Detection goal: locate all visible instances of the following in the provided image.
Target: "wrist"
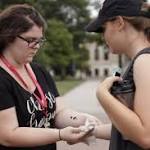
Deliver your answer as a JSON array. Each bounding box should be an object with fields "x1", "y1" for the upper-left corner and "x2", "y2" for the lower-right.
[
  {"x1": 97, "y1": 89, "x2": 110, "y2": 101},
  {"x1": 58, "y1": 129, "x2": 63, "y2": 141}
]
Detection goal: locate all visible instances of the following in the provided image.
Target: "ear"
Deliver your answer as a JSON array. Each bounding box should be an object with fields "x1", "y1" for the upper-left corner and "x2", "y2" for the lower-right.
[{"x1": 114, "y1": 16, "x2": 125, "y2": 32}]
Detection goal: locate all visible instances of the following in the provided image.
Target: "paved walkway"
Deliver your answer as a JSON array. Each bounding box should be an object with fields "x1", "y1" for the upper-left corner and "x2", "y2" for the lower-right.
[{"x1": 57, "y1": 80, "x2": 110, "y2": 150}]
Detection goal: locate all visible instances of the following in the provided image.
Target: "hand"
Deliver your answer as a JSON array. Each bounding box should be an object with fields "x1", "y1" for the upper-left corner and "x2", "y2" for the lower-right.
[
  {"x1": 67, "y1": 133, "x2": 93, "y2": 145},
  {"x1": 91, "y1": 124, "x2": 101, "y2": 137},
  {"x1": 96, "y1": 76, "x2": 122, "y2": 100},
  {"x1": 75, "y1": 114, "x2": 102, "y2": 145},
  {"x1": 59, "y1": 126, "x2": 92, "y2": 144},
  {"x1": 82, "y1": 113, "x2": 102, "y2": 126},
  {"x1": 91, "y1": 124, "x2": 112, "y2": 140},
  {"x1": 67, "y1": 135, "x2": 94, "y2": 146}
]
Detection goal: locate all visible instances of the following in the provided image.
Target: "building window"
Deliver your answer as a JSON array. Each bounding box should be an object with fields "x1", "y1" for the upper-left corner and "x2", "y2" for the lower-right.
[
  {"x1": 94, "y1": 48, "x2": 99, "y2": 61},
  {"x1": 95, "y1": 68, "x2": 99, "y2": 77},
  {"x1": 104, "y1": 68, "x2": 109, "y2": 77},
  {"x1": 104, "y1": 51, "x2": 109, "y2": 60}
]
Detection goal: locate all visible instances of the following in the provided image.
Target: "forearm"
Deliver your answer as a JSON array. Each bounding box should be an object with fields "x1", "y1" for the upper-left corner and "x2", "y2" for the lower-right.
[
  {"x1": 94, "y1": 124, "x2": 111, "y2": 140},
  {"x1": 98, "y1": 91, "x2": 146, "y2": 144},
  {"x1": 2, "y1": 127, "x2": 60, "y2": 147}
]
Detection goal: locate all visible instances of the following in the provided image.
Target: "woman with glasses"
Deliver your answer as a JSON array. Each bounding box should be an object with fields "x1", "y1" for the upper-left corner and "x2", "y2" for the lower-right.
[
  {"x1": 86, "y1": 0, "x2": 150, "y2": 150},
  {"x1": 0, "y1": 4, "x2": 100, "y2": 150}
]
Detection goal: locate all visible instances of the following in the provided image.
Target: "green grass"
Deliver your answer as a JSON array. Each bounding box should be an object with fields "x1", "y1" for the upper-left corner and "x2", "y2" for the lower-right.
[{"x1": 56, "y1": 80, "x2": 83, "y2": 95}]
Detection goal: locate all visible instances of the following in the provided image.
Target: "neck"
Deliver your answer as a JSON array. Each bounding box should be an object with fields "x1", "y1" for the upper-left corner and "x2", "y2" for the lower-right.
[
  {"x1": 1, "y1": 51, "x2": 25, "y2": 69},
  {"x1": 124, "y1": 32, "x2": 150, "y2": 59}
]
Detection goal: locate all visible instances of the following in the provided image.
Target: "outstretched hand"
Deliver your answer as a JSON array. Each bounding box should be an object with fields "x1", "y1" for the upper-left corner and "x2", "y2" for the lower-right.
[{"x1": 59, "y1": 126, "x2": 93, "y2": 144}]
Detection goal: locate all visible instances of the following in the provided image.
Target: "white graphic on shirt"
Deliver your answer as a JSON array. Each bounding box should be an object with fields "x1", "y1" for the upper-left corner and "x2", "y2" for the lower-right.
[{"x1": 26, "y1": 91, "x2": 56, "y2": 128}]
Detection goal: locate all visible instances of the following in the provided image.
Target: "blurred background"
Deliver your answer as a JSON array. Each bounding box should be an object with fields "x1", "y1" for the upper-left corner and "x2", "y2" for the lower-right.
[{"x1": 0, "y1": 1, "x2": 130, "y2": 149}]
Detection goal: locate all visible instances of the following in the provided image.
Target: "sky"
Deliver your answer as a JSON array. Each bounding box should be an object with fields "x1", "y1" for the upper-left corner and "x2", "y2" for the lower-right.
[
  {"x1": 88, "y1": 0, "x2": 150, "y2": 18},
  {"x1": 87, "y1": 0, "x2": 99, "y2": 18},
  {"x1": 88, "y1": 6, "x2": 98, "y2": 18}
]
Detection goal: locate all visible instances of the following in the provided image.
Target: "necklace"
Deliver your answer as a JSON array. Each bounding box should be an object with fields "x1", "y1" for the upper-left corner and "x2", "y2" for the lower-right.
[{"x1": 0, "y1": 55, "x2": 48, "y2": 116}]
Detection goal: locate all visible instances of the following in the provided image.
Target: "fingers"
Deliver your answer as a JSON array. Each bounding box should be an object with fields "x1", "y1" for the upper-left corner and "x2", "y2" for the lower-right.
[
  {"x1": 67, "y1": 141, "x2": 75, "y2": 145},
  {"x1": 75, "y1": 130, "x2": 90, "y2": 139},
  {"x1": 66, "y1": 131, "x2": 90, "y2": 145},
  {"x1": 101, "y1": 76, "x2": 123, "y2": 90},
  {"x1": 61, "y1": 124, "x2": 96, "y2": 144},
  {"x1": 88, "y1": 117, "x2": 101, "y2": 125},
  {"x1": 113, "y1": 76, "x2": 122, "y2": 81},
  {"x1": 71, "y1": 126, "x2": 92, "y2": 139},
  {"x1": 76, "y1": 130, "x2": 96, "y2": 146},
  {"x1": 106, "y1": 76, "x2": 122, "y2": 83},
  {"x1": 72, "y1": 127, "x2": 82, "y2": 133},
  {"x1": 82, "y1": 129, "x2": 93, "y2": 138},
  {"x1": 62, "y1": 126, "x2": 97, "y2": 145}
]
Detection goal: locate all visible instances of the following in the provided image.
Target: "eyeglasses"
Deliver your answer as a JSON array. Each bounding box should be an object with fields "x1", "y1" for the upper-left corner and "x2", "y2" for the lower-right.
[{"x1": 17, "y1": 35, "x2": 46, "y2": 48}]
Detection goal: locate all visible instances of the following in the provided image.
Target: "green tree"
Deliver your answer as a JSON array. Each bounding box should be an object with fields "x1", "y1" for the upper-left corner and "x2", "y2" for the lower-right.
[
  {"x1": 76, "y1": 46, "x2": 89, "y2": 71},
  {"x1": 34, "y1": 0, "x2": 91, "y2": 71},
  {"x1": 36, "y1": 19, "x2": 75, "y2": 79}
]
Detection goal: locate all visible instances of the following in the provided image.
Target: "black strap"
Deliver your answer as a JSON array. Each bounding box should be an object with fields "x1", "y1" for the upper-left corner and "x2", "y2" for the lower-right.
[
  {"x1": 133, "y1": 47, "x2": 150, "y2": 62},
  {"x1": 122, "y1": 47, "x2": 150, "y2": 79}
]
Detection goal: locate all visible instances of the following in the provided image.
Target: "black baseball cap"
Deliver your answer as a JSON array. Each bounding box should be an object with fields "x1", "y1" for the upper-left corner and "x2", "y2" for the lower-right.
[{"x1": 85, "y1": 0, "x2": 150, "y2": 33}]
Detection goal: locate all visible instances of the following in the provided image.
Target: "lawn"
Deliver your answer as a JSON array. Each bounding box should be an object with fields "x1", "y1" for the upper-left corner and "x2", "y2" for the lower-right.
[{"x1": 56, "y1": 80, "x2": 83, "y2": 95}]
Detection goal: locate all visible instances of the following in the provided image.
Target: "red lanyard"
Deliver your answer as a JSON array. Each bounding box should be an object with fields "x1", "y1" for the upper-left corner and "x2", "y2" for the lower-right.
[{"x1": 0, "y1": 55, "x2": 47, "y2": 115}]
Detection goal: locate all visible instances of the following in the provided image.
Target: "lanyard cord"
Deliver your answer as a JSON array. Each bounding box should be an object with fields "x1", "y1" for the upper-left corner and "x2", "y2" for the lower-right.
[{"x1": 0, "y1": 55, "x2": 47, "y2": 115}]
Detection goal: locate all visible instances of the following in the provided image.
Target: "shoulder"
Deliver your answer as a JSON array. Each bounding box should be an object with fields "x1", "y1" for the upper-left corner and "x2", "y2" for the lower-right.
[
  {"x1": 0, "y1": 68, "x2": 12, "y2": 87},
  {"x1": 30, "y1": 62, "x2": 54, "y2": 81},
  {"x1": 133, "y1": 54, "x2": 150, "y2": 84},
  {"x1": 30, "y1": 62, "x2": 46, "y2": 71},
  {"x1": 30, "y1": 62, "x2": 49, "y2": 75},
  {"x1": 133, "y1": 53, "x2": 150, "y2": 70},
  {"x1": 0, "y1": 77, "x2": 13, "y2": 94}
]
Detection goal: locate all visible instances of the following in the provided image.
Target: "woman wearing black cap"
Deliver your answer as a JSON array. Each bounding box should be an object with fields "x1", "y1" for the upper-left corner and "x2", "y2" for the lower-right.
[{"x1": 86, "y1": 0, "x2": 150, "y2": 149}]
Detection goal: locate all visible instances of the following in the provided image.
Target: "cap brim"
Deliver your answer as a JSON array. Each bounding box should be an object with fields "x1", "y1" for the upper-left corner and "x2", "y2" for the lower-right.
[{"x1": 85, "y1": 17, "x2": 106, "y2": 33}]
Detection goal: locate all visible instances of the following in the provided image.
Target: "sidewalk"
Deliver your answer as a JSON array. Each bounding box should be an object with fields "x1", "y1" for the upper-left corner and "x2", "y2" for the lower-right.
[{"x1": 57, "y1": 80, "x2": 110, "y2": 150}]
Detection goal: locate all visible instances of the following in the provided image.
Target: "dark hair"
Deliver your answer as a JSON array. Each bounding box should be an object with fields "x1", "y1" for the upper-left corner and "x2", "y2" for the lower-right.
[
  {"x1": 0, "y1": 4, "x2": 46, "y2": 52},
  {"x1": 122, "y1": 16, "x2": 150, "y2": 41}
]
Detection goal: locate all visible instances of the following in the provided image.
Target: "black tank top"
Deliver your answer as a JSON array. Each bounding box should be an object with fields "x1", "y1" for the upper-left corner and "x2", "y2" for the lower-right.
[{"x1": 109, "y1": 48, "x2": 150, "y2": 150}]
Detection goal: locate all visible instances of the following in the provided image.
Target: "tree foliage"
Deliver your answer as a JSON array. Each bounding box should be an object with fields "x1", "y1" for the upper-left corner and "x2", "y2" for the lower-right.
[{"x1": 43, "y1": 19, "x2": 75, "y2": 77}]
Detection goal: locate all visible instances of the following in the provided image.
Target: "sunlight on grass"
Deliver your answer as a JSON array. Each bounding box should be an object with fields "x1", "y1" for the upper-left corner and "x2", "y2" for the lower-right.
[{"x1": 56, "y1": 80, "x2": 83, "y2": 95}]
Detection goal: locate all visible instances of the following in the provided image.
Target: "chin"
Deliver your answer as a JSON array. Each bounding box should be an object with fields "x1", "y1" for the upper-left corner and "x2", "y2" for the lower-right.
[
  {"x1": 112, "y1": 51, "x2": 119, "y2": 54},
  {"x1": 110, "y1": 48, "x2": 121, "y2": 54},
  {"x1": 25, "y1": 58, "x2": 33, "y2": 64}
]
